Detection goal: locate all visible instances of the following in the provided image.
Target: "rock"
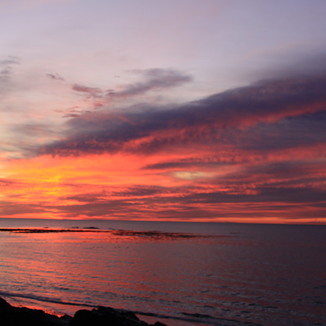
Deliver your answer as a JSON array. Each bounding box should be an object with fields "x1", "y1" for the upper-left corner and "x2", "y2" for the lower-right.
[
  {"x1": 70, "y1": 306, "x2": 166, "y2": 326},
  {"x1": 0, "y1": 297, "x2": 166, "y2": 326},
  {"x1": 0, "y1": 297, "x2": 69, "y2": 326},
  {"x1": 0, "y1": 298, "x2": 11, "y2": 309}
]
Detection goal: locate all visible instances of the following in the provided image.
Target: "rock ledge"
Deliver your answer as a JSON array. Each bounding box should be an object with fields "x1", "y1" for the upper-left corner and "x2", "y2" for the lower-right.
[{"x1": 0, "y1": 297, "x2": 166, "y2": 326}]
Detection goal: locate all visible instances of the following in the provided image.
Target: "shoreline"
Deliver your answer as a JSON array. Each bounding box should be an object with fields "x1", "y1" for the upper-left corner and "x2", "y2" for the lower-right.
[{"x1": 0, "y1": 297, "x2": 166, "y2": 326}]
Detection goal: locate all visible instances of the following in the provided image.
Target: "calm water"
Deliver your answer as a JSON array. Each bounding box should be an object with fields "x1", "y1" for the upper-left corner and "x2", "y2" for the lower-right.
[{"x1": 0, "y1": 219, "x2": 325, "y2": 326}]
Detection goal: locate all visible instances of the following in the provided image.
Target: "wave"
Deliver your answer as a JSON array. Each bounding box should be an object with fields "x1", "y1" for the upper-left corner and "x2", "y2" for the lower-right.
[{"x1": 0, "y1": 290, "x2": 95, "y2": 308}]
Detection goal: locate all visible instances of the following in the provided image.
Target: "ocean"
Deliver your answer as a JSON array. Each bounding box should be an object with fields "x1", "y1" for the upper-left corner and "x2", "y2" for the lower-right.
[{"x1": 0, "y1": 219, "x2": 325, "y2": 326}]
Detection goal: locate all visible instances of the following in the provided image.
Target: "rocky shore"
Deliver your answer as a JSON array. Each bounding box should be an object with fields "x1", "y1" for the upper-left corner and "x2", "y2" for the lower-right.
[{"x1": 0, "y1": 297, "x2": 166, "y2": 326}]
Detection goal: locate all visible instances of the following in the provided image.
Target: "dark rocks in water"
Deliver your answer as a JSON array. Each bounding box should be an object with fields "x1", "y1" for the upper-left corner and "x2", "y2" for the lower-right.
[{"x1": 0, "y1": 298, "x2": 166, "y2": 326}]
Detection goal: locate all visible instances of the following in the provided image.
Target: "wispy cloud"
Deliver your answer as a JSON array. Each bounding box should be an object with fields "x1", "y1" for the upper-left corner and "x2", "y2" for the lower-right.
[
  {"x1": 106, "y1": 68, "x2": 192, "y2": 99},
  {"x1": 46, "y1": 73, "x2": 65, "y2": 81},
  {"x1": 0, "y1": 56, "x2": 20, "y2": 80},
  {"x1": 72, "y1": 84, "x2": 103, "y2": 98},
  {"x1": 45, "y1": 68, "x2": 193, "y2": 116},
  {"x1": 0, "y1": 56, "x2": 20, "y2": 96}
]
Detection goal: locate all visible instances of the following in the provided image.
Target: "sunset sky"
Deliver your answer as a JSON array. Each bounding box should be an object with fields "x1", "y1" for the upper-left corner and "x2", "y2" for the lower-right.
[{"x1": 1, "y1": 0, "x2": 326, "y2": 223}]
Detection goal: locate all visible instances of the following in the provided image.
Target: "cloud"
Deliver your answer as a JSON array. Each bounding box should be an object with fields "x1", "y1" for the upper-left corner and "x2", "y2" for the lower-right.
[
  {"x1": 251, "y1": 52, "x2": 326, "y2": 81},
  {"x1": 47, "y1": 68, "x2": 193, "y2": 116},
  {"x1": 143, "y1": 157, "x2": 232, "y2": 170},
  {"x1": 46, "y1": 73, "x2": 65, "y2": 81},
  {"x1": 106, "y1": 68, "x2": 192, "y2": 99},
  {"x1": 180, "y1": 187, "x2": 326, "y2": 205},
  {"x1": 62, "y1": 192, "x2": 107, "y2": 203},
  {"x1": 0, "y1": 178, "x2": 15, "y2": 185},
  {"x1": 38, "y1": 72, "x2": 326, "y2": 157},
  {"x1": 0, "y1": 201, "x2": 46, "y2": 216},
  {"x1": 34, "y1": 182, "x2": 326, "y2": 220},
  {"x1": 0, "y1": 56, "x2": 19, "y2": 75},
  {"x1": 0, "y1": 56, "x2": 20, "y2": 92},
  {"x1": 50, "y1": 199, "x2": 142, "y2": 219},
  {"x1": 72, "y1": 84, "x2": 103, "y2": 98},
  {"x1": 110, "y1": 185, "x2": 168, "y2": 197}
]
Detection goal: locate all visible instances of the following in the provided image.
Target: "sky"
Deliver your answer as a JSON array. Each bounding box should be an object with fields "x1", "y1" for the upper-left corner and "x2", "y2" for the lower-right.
[{"x1": 1, "y1": 0, "x2": 326, "y2": 224}]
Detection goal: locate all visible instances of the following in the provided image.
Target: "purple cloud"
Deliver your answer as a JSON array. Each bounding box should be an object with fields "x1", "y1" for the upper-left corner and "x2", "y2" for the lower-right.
[{"x1": 38, "y1": 73, "x2": 326, "y2": 156}]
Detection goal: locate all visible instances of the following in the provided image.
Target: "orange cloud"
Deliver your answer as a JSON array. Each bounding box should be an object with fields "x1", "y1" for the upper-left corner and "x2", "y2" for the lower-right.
[{"x1": 2, "y1": 67, "x2": 326, "y2": 224}]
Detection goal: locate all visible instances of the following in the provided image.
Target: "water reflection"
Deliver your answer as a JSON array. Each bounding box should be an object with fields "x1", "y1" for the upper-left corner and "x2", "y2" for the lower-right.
[{"x1": 0, "y1": 225, "x2": 325, "y2": 326}]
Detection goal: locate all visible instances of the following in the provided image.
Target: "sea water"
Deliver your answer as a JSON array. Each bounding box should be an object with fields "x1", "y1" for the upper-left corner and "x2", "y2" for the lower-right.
[{"x1": 0, "y1": 219, "x2": 325, "y2": 326}]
